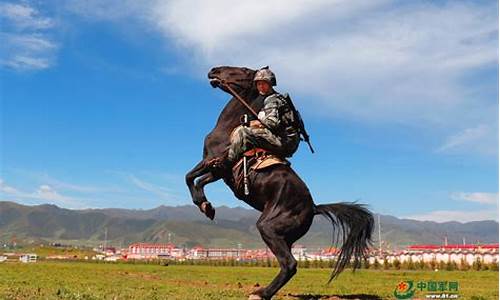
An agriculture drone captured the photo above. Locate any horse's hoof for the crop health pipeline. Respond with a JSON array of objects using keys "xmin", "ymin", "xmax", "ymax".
[
  {"xmin": 200, "ymin": 201, "xmax": 215, "ymax": 220},
  {"xmin": 248, "ymin": 294, "xmax": 262, "ymax": 300}
]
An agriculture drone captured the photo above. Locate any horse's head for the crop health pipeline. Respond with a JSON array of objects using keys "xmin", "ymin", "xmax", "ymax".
[{"xmin": 208, "ymin": 66, "xmax": 256, "ymax": 95}]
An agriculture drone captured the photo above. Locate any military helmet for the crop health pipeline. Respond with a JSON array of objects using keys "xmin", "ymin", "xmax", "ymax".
[{"xmin": 253, "ymin": 66, "xmax": 276, "ymax": 86}]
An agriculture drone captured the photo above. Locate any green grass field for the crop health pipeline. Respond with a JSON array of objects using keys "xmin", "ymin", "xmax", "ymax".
[
  {"xmin": 14, "ymin": 246, "xmax": 99, "ymax": 259},
  {"xmin": 0, "ymin": 261, "xmax": 497, "ymax": 299}
]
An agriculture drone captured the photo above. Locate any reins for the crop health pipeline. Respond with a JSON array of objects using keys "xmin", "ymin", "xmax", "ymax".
[{"xmin": 220, "ymin": 80, "xmax": 275, "ymax": 133}]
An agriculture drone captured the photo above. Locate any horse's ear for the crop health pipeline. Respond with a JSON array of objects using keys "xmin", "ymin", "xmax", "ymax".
[{"xmin": 260, "ymin": 65, "xmax": 269, "ymax": 70}]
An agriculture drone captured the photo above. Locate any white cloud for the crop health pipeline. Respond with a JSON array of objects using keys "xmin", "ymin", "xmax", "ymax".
[
  {"xmin": 150, "ymin": 0, "xmax": 373, "ymax": 54},
  {"xmin": 451, "ymin": 192, "xmax": 499, "ymax": 205},
  {"xmin": 405, "ymin": 192, "xmax": 499, "ymax": 222},
  {"xmin": 437, "ymin": 124, "xmax": 497, "ymax": 155},
  {"xmin": 0, "ymin": 178, "xmax": 21, "ymax": 194},
  {"xmin": 0, "ymin": 2, "xmax": 53, "ymax": 29},
  {"xmin": 48, "ymin": 179, "xmax": 111, "ymax": 194},
  {"xmin": 32, "ymin": 184, "xmax": 77, "ymax": 206},
  {"xmin": 147, "ymin": 1, "xmax": 496, "ymax": 124},
  {"xmin": 3, "ymin": 170, "xmax": 184, "ymax": 208},
  {"xmin": 0, "ymin": 3, "xmax": 57, "ymax": 71},
  {"xmin": 64, "ymin": 0, "xmax": 149, "ymax": 21},
  {"xmin": 405, "ymin": 209, "xmax": 498, "ymax": 223},
  {"xmin": 68, "ymin": 0, "xmax": 497, "ymax": 156},
  {"xmin": 4, "ymin": 0, "xmax": 490, "ymax": 157},
  {"xmin": 3, "ymin": 1, "xmax": 493, "ymax": 132},
  {"xmin": 127, "ymin": 174, "xmax": 178, "ymax": 201},
  {"xmin": 105, "ymin": 170, "xmax": 182, "ymax": 204},
  {"xmin": 0, "ymin": 178, "xmax": 85, "ymax": 208},
  {"xmin": 12, "ymin": 170, "xmax": 117, "ymax": 194}
]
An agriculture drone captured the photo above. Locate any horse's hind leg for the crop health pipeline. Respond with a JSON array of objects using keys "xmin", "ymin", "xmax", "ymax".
[{"xmin": 251, "ymin": 218, "xmax": 298, "ymax": 300}]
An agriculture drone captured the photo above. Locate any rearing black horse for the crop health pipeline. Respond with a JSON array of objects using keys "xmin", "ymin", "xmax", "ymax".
[{"xmin": 185, "ymin": 66, "xmax": 374, "ymax": 300}]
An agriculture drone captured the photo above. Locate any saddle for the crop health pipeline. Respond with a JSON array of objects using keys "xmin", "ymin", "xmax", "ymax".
[{"xmin": 231, "ymin": 148, "xmax": 289, "ymax": 197}]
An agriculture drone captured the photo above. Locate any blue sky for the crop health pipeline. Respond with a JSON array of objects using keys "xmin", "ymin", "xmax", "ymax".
[{"xmin": 0, "ymin": 0, "xmax": 498, "ymax": 222}]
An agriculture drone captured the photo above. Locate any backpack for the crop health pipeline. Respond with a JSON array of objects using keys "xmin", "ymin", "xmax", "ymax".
[{"xmin": 278, "ymin": 93, "xmax": 314, "ymax": 153}]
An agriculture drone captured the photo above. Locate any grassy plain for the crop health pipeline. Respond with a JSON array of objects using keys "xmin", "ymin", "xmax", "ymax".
[
  {"xmin": 14, "ymin": 246, "xmax": 98, "ymax": 259},
  {"xmin": 0, "ymin": 261, "xmax": 497, "ymax": 299}
]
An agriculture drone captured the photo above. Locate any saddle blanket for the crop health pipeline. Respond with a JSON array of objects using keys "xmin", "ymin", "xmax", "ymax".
[{"xmin": 231, "ymin": 149, "xmax": 289, "ymax": 197}]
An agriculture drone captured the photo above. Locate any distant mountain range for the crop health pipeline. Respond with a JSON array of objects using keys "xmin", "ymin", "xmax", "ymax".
[{"xmin": 0, "ymin": 201, "xmax": 497, "ymax": 249}]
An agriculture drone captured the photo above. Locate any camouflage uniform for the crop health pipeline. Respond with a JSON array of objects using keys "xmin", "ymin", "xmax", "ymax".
[{"xmin": 227, "ymin": 92, "xmax": 300, "ymax": 162}]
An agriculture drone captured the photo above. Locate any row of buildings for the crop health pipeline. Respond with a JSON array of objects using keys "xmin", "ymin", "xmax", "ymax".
[
  {"xmin": 377, "ymin": 244, "xmax": 498, "ymax": 265},
  {"xmin": 124, "ymin": 242, "xmax": 499, "ymax": 265},
  {"xmin": 0, "ymin": 253, "xmax": 37, "ymax": 263},
  {"xmin": 3, "ymin": 242, "xmax": 497, "ymax": 265},
  {"xmin": 127, "ymin": 243, "xmax": 267, "ymax": 260}
]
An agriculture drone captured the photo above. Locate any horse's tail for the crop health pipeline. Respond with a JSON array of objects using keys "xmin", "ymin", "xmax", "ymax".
[{"xmin": 313, "ymin": 202, "xmax": 374, "ymax": 283}]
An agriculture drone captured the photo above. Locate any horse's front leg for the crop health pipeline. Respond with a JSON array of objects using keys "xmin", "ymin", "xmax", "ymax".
[
  {"xmin": 186, "ymin": 160, "xmax": 220, "ymax": 220},
  {"xmin": 185, "ymin": 160, "xmax": 209, "ymax": 207},
  {"xmin": 194, "ymin": 172, "xmax": 220, "ymax": 220}
]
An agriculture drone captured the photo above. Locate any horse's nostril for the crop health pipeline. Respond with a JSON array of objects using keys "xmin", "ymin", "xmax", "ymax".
[{"xmin": 209, "ymin": 78, "xmax": 220, "ymax": 88}]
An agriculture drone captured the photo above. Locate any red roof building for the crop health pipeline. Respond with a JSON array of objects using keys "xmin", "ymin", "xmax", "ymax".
[{"xmin": 128, "ymin": 242, "xmax": 185, "ymax": 259}]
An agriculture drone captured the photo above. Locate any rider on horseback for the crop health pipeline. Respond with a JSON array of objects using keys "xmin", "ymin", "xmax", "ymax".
[
  {"xmin": 187, "ymin": 66, "xmax": 373, "ymax": 299},
  {"xmin": 226, "ymin": 67, "xmax": 300, "ymax": 165}
]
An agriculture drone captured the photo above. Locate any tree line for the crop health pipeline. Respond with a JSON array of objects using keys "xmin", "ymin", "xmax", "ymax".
[{"xmin": 114, "ymin": 257, "xmax": 499, "ymax": 271}]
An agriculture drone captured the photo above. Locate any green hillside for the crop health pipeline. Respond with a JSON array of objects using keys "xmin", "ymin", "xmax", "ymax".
[{"xmin": 0, "ymin": 201, "xmax": 497, "ymax": 249}]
